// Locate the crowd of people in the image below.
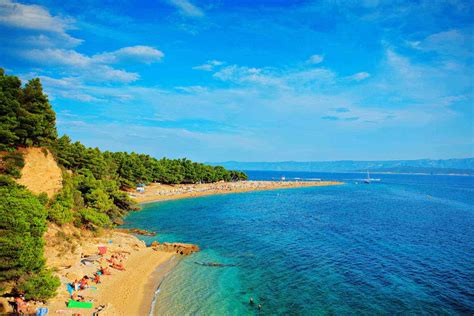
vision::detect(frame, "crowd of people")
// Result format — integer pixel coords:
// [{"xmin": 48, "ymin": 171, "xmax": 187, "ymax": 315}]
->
[
  {"xmin": 12, "ymin": 248, "xmax": 131, "ymax": 315},
  {"xmin": 67, "ymin": 250, "xmax": 129, "ymax": 305}
]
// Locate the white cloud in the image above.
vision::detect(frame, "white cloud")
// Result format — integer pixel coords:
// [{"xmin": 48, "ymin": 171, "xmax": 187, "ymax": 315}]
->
[
  {"xmin": 348, "ymin": 72, "xmax": 371, "ymax": 81},
  {"xmin": 95, "ymin": 67, "xmax": 139, "ymax": 83},
  {"xmin": 21, "ymin": 48, "xmax": 90, "ymax": 66},
  {"xmin": 22, "ymin": 34, "xmax": 54, "ymax": 47},
  {"xmin": 37, "ymin": 75, "xmax": 137, "ymax": 102},
  {"xmin": 285, "ymin": 68, "xmax": 336, "ymax": 85},
  {"xmin": 425, "ymin": 30, "xmax": 472, "ymax": 57},
  {"xmin": 21, "ymin": 48, "xmax": 140, "ymax": 83},
  {"xmin": 409, "ymin": 29, "xmax": 472, "ymax": 57},
  {"xmin": 366, "ymin": 48, "xmax": 472, "ymax": 114},
  {"xmin": 211, "ymin": 63, "xmax": 336, "ymax": 89},
  {"xmin": 93, "ymin": 46, "xmax": 164, "ymax": 64},
  {"xmin": 0, "ymin": 0, "xmax": 81, "ymax": 45},
  {"xmin": 213, "ymin": 65, "xmax": 284, "ymax": 86},
  {"xmin": 168, "ymin": 0, "xmax": 204, "ymax": 17},
  {"xmin": 307, "ymin": 54, "xmax": 324, "ymax": 64},
  {"xmin": 440, "ymin": 95, "xmax": 468, "ymax": 107},
  {"xmin": 19, "ymin": 45, "xmax": 165, "ymax": 82},
  {"xmin": 192, "ymin": 60, "xmax": 224, "ymax": 71},
  {"xmin": 175, "ymin": 85, "xmax": 209, "ymax": 93}
]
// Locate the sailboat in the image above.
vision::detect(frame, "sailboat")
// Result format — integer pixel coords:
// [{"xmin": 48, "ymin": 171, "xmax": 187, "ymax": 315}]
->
[{"xmin": 364, "ymin": 170, "xmax": 380, "ymax": 184}]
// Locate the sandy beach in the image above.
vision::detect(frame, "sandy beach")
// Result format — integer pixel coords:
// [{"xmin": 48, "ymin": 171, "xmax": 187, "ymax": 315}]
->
[
  {"xmin": 36, "ymin": 226, "xmax": 180, "ymax": 316},
  {"xmin": 95, "ymin": 248, "xmax": 176, "ymax": 316},
  {"xmin": 130, "ymin": 180, "xmax": 343, "ymax": 204}
]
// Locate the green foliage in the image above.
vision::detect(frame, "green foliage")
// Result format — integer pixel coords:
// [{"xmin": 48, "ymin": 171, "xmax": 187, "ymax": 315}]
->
[
  {"xmin": 51, "ymin": 136, "xmax": 247, "ymax": 187},
  {"xmin": 76, "ymin": 208, "xmax": 112, "ymax": 228},
  {"xmin": 0, "ymin": 177, "xmax": 58, "ymax": 299},
  {"xmin": 47, "ymin": 173, "xmax": 75, "ymax": 225},
  {"xmin": 47, "ymin": 133, "xmax": 247, "ymax": 228},
  {"xmin": 17, "ymin": 269, "xmax": 60, "ymax": 301},
  {"xmin": 0, "ymin": 69, "xmax": 57, "ymax": 150},
  {"xmin": 37, "ymin": 192, "xmax": 49, "ymax": 206},
  {"xmin": 0, "ymin": 151, "xmax": 25, "ymax": 178},
  {"xmin": 0, "ymin": 174, "xmax": 16, "ymax": 186}
]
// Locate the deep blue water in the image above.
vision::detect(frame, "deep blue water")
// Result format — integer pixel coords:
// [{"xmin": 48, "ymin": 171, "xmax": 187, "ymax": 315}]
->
[{"xmin": 123, "ymin": 171, "xmax": 474, "ymax": 315}]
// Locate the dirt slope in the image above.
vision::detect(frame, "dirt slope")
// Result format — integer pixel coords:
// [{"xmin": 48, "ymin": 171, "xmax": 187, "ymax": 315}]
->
[{"xmin": 16, "ymin": 147, "xmax": 63, "ymax": 198}]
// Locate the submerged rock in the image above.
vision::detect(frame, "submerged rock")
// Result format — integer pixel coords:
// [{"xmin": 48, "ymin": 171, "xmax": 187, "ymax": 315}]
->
[{"xmin": 116, "ymin": 228, "xmax": 157, "ymax": 236}]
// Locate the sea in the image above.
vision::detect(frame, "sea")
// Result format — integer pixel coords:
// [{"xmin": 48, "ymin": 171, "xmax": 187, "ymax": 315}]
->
[{"xmin": 121, "ymin": 171, "xmax": 474, "ymax": 315}]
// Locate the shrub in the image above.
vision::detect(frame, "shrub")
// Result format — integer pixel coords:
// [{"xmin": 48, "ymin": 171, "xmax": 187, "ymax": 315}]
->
[
  {"xmin": 47, "ymin": 172, "xmax": 76, "ymax": 225},
  {"xmin": 17, "ymin": 270, "xmax": 60, "ymax": 301},
  {"xmin": 0, "ymin": 178, "xmax": 58, "ymax": 299},
  {"xmin": 37, "ymin": 192, "xmax": 49, "ymax": 206},
  {"xmin": 77, "ymin": 208, "xmax": 111, "ymax": 228},
  {"xmin": 0, "ymin": 152, "xmax": 25, "ymax": 179},
  {"xmin": 48, "ymin": 201, "xmax": 74, "ymax": 225}
]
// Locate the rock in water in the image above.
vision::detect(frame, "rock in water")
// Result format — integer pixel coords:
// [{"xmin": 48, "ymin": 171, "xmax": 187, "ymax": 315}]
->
[{"xmin": 151, "ymin": 242, "xmax": 199, "ymax": 255}]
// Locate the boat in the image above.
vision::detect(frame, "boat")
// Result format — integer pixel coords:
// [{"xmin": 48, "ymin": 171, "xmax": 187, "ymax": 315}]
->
[{"xmin": 364, "ymin": 170, "xmax": 380, "ymax": 184}]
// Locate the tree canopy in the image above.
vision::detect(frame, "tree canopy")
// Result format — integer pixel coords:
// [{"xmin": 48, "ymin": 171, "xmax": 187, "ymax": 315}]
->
[{"xmin": 0, "ymin": 69, "xmax": 57, "ymax": 150}]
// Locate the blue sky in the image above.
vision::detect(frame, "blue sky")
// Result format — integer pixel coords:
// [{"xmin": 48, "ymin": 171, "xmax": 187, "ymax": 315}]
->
[{"xmin": 0, "ymin": 0, "xmax": 473, "ymax": 161}]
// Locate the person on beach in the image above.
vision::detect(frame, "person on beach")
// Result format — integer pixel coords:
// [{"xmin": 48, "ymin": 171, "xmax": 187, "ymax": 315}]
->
[
  {"xmin": 71, "ymin": 292, "xmax": 85, "ymax": 302},
  {"xmin": 100, "ymin": 266, "xmax": 111, "ymax": 275},
  {"xmin": 92, "ymin": 273, "xmax": 101, "ymax": 284},
  {"xmin": 80, "ymin": 276, "xmax": 89, "ymax": 289},
  {"xmin": 73, "ymin": 279, "xmax": 80, "ymax": 291},
  {"xmin": 111, "ymin": 262, "xmax": 125, "ymax": 271},
  {"xmin": 15, "ymin": 295, "xmax": 26, "ymax": 314}
]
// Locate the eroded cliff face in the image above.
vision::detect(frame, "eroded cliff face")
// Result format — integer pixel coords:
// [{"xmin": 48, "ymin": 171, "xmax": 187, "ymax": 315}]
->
[{"xmin": 16, "ymin": 147, "xmax": 63, "ymax": 198}]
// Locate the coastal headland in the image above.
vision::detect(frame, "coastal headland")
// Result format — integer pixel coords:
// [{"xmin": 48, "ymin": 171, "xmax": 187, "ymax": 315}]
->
[{"xmin": 129, "ymin": 180, "xmax": 344, "ymax": 204}]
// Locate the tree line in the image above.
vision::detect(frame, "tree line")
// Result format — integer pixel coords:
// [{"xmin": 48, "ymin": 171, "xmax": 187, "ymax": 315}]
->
[{"xmin": 51, "ymin": 135, "xmax": 247, "ymax": 187}]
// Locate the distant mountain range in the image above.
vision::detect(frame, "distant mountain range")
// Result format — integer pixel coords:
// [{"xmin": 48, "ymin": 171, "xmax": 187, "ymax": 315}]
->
[{"xmin": 209, "ymin": 158, "xmax": 474, "ymax": 175}]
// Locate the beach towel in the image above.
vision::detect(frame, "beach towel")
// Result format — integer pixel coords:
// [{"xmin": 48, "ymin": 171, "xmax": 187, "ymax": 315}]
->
[
  {"xmin": 67, "ymin": 300, "xmax": 93, "ymax": 309},
  {"xmin": 98, "ymin": 246, "xmax": 107, "ymax": 255},
  {"xmin": 80, "ymin": 254, "xmax": 102, "ymax": 265},
  {"xmin": 66, "ymin": 283, "xmax": 74, "ymax": 296},
  {"xmin": 36, "ymin": 307, "xmax": 48, "ymax": 315},
  {"xmin": 82, "ymin": 254, "xmax": 101, "ymax": 261}
]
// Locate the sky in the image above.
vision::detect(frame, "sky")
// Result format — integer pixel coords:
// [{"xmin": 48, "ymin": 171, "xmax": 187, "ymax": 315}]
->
[{"xmin": 0, "ymin": 0, "xmax": 473, "ymax": 162}]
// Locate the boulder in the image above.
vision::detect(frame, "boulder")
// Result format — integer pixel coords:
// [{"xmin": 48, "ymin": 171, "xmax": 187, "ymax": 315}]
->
[{"xmin": 151, "ymin": 242, "xmax": 199, "ymax": 255}]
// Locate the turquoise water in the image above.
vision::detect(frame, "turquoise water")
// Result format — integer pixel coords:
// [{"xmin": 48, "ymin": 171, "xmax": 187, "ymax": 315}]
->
[{"xmin": 123, "ymin": 172, "xmax": 474, "ymax": 315}]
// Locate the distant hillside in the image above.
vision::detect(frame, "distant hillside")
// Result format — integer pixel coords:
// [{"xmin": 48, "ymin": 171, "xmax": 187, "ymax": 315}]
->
[
  {"xmin": 209, "ymin": 158, "xmax": 474, "ymax": 175},
  {"xmin": 364, "ymin": 166, "xmax": 474, "ymax": 175}
]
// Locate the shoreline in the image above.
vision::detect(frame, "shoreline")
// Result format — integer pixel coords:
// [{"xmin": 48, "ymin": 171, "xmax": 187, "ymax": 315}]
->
[
  {"xmin": 146, "ymin": 256, "xmax": 181, "ymax": 316},
  {"xmin": 41, "ymin": 229, "xmax": 180, "ymax": 316},
  {"xmin": 96, "ymin": 247, "xmax": 176, "ymax": 316},
  {"xmin": 130, "ymin": 180, "xmax": 344, "ymax": 204}
]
